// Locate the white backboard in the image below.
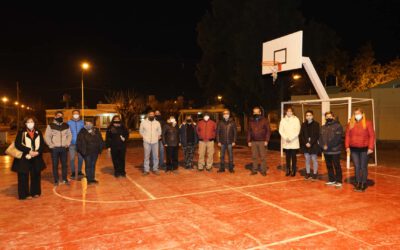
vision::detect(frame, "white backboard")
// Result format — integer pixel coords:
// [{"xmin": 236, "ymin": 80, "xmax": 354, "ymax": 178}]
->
[{"xmin": 262, "ymin": 30, "xmax": 303, "ymax": 75}]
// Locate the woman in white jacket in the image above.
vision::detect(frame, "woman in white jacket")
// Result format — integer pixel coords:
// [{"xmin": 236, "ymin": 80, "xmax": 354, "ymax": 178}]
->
[{"xmin": 279, "ymin": 107, "xmax": 301, "ymax": 176}]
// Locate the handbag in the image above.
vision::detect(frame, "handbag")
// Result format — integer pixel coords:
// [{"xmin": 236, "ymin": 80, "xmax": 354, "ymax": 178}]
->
[{"xmin": 5, "ymin": 142, "xmax": 23, "ymax": 159}]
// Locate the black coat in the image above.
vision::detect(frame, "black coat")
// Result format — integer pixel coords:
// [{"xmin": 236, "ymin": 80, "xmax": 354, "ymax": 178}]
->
[
  {"xmin": 11, "ymin": 129, "xmax": 46, "ymax": 174},
  {"xmin": 105, "ymin": 125, "xmax": 129, "ymax": 149},
  {"xmin": 162, "ymin": 123, "xmax": 180, "ymax": 147},
  {"xmin": 179, "ymin": 123, "xmax": 198, "ymax": 146},
  {"xmin": 217, "ymin": 118, "xmax": 237, "ymax": 145},
  {"xmin": 299, "ymin": 120, "xmax": 320, "ymax": 154},
  {"xmin": 319, "ymin": 120, "xmax": 343, "ymax": 154},
  {"xmin": 76, "ymin": 128, "xmax": 104, "ymax": 157}
]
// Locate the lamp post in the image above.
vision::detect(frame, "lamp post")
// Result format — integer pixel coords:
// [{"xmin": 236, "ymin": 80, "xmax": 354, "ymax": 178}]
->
[
  {"xmin": 2, "ymin": 97, "xmax": 8, "ymax": 118},
  {"xmin": 81, "ymin": 62, "xmax": 90, "ymax": 119}
]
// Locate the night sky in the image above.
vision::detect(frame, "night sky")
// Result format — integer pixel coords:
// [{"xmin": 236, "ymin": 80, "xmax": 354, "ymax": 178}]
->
[{"xmin": 0, "ymin": 1, "xmax": 399, "ymax": 109}]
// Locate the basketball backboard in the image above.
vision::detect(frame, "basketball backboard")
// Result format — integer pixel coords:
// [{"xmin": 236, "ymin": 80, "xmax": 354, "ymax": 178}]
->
[{"xmin": 262, "ymin": 30, "xmax": 303, "ymax": 75}]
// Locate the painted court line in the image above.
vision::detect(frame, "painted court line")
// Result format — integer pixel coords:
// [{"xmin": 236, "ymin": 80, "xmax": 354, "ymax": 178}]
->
[
  {"xmin": 126, "ymin": 175, "xmax": 156, "ymax": 200},
  {"xmin": 244, "ymin": 233, "xmax": 263, "ymax": 246},
  {"xmin": 370, "ymin": 171, "xmax": 400, "ymax": 179}
]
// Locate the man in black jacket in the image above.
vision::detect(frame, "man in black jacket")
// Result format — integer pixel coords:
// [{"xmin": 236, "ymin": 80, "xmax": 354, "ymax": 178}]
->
[
  {"xmin": 106, "ymin": 115, "xmax": 129, "ymax": 178},
  {"xmin": 299, "ymin": 110, "xmax": 320, "ymax": 180},
  {"xmin": 179, "ymin": 115, "xmax": 198, "ymax": 169},
  {"xmin": 162, "ymin": 116, "xmax": 180, "ymax": 173},
  {"xmin": 217, "ymin": 110, "xmax": 237, "ymax": 173},
  {"xmin": 155, "ymin": 110, "xmax": 166, "ymax": 169},
  {"xmin": 319, "ymin": 111, "xmax": 343, "ymax": 188}
]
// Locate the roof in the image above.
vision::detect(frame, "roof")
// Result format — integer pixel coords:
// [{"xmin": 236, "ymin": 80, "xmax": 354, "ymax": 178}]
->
[{"xmin": 373, "ymin": 78, "xmax": 400, "ymax": 89}]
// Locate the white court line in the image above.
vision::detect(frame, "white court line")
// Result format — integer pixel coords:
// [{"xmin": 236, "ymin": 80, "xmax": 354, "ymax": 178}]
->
[
  {"xmin": 244, "ymin": 233, "xmax": 263, "ymax": 247},
  {"xmin": 337, "ymin": 231, "xmax": 375, "ymax": 248},
  {"xmin": 126, "ymin": 175, "xmax": 156, "ymax": 200},
  {"xmin": 370, "ymin": 172, "xmax": 400, "ymax": 179}
]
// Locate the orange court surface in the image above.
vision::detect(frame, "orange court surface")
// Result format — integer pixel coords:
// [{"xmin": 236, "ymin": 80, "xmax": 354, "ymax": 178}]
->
[{"xmin": 1, "ymin": 146, "xmax": 400, "ymax": 249}]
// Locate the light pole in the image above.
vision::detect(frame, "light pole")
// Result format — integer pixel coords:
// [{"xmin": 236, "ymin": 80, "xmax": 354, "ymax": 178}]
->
[
  {"xmin": 81, "ymin": 62, "xmax": 90, "ymax": 119},
  {"xmin": 2, "ymin": 97, "xmax": 8, "ymax": 119}
]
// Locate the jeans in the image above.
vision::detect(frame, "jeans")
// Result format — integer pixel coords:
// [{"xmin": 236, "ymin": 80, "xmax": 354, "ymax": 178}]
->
[
  {"xmin": 144, "ymin": 142, "xmax": 159, "ymax": 172},
  {"xmin": 111, "ymin": 147, "xmax": 126, "ymax": 176},
  {"xmin": 51, "ymin": 147, "xmax": 68, "ymax": 183},
  {"xmin": 84, "ymin": 153, "xmax": 98, "ymax": 181},
  {"xmin": 159, "ymin": 141, "xmax": 165, "ymax": 167},
  {"xmin": 324, "ymin": 154, "xmax": 342, "ymax": 183},
  {"xmin": 251, "ymin": 141, "xmax": 267, "ymax": 173},
  {"xmin": 351, "ymin": 150, "xmax": 369, "ymax": 183},
  {"xmin": 304, "ymin": 153, "xmax": 318, "ymax": 174},
  {"xmin": 220, "ymin": 144, "xmax": 233, "ymax": 169},
  {"xmin": 285, "ymin": 149, "xmax": 298, "ymax": 173},
  {"xmin": 165, "ymin": 146, "xmax": 178, "ymax": 171},
  {"xmin": 17, "ymin": 167, "xmax": 41, "ymax": 199},
  {"xmin": 69, "ymin": 144, "xmax": 83, "ymax": 174}
]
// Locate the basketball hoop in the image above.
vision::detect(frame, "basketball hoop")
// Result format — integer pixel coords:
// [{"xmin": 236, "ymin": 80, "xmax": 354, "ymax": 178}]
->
[{"xmin": 262, "ymin": 61, "xmax": 282, "ymax": 83}]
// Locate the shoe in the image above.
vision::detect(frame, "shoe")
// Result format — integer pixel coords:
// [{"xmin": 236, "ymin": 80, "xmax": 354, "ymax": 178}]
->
[
  {"xmin": 325, "ymin": 181, "xmax": 336, "ymax": 186},
  {"xmin": 304, "ymin": 173, "xmax": 310, "ymax": 180},
  {"xmin": 33, "ymin": 195, "xmax": 40, "ymax": 198},
  {"xmin": 335, "ymin": 182, "xmax": 343, "ymax": 188},
  {"xmin": 285, "ymin": 168, "xmax": 291, "ymax": 176},
  {"xmin": 360, "ymin": 183, "xmax": 366, "ymax": 192},
  {"xmin": 291, "ymin": 172, "xmax": 296, "ymax": 177},
  {"xmin": 153, "ymin": 171, "xmax": 160, "ymax": 175},
  {"xmin": 206, "ymin": 168, "xmax": 212, "ymax": 172},
  {"xmin": 114, "ymin": 173, "xmax": 120, "ymax": 178},
  {"xmin": 217, "ymin": 168, "xmax": 225, "ymax": 173},
  {"xmin": 62, "ymin": 180, "xmax": 69, "ymax": 185},
  {"xmin": 229, "ymin": 169, "xmax": 235, "ymax": 173},
  {"xmin": 78, "ymin": 171, "xmax": 85, "ymax": 177},
  {"xmin": 172, "ymin": 170, "xmax": 179, "ymax": 174},
  {"xmin": 250, "ymin": 171, "xmax": 258, "ymax": 175},
  {"xmin": 353, "ymin": 182, "xmax": 361, "ymax": 191},
  {"xmin": 142, "ymin": 172, "xmax": 150, "ymax": 176},
  {"xmin": 261, "ymin": 171, "xmax": 267, "ymax": 176},
  {"xmin": 70, "ymin": 172, "xmax": 76, "ymax": 179},
  {"xmin": 312, "ymin": 173, "xmax": 318, "ymax": 181},
  {"xmin": 26, "ymin": 196, "xmax": 32, "ymax": 200},
  {"xmin": 54, "ymin": 182, "xmax": 59, "ymax": 187}
]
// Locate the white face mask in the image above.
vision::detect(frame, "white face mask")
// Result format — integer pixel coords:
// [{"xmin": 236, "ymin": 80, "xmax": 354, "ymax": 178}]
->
[
  {"xmin": 355, "ymin": 114, "xmax": 363, "ymax": 121},
  {"xmin": 223, "ymin": 114, "xmax": 229, "ymax": 120},
  {"xmin": 286, "ymin": 112, "xmax": 293, "ymax": 117},
  {"xmin": 204, "ymin": 116, "xmax": 210, "ymax": 121},
  {"xmin": 306, "ymin": 117, "xmax": 313, "ymax": 123},
  {"xmin": 26, "ymin": 122, "xmax": 35, "ymax": 130},
  {"xmin": 170, "ymin": 118, "xmax": 176, "ymax": 124},
  {"xmin": 73, "ymin": 114, "xmax": 80, "ymax": 120}
]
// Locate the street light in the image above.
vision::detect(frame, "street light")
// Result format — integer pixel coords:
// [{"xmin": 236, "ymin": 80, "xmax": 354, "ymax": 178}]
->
[
  {"xmin": 21, "ymin": 104, "xmax": 25, "ymax": 108},
  {"xmin": 81, "ymin": 62, "xmax": 90, "ymax": 119},
  {"xmin": 293, "ymin": 74, "xmax": 302, "ymax": 80},
  {"xmin": 14, "ymin": 101, "xmax": 19, "ymax": 106},
  {"xmin": 2, "ymin": 96, "xmax": 8, "ymax": 117},
  {"xmin": 217, "ymin": 95, "xmax": 222, "ymax": 102}
]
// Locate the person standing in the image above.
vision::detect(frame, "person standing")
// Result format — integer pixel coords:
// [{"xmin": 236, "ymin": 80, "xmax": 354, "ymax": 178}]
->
[
  {"xmin": 345, "ymin": 108, "xmax": 375, "ymax": 192},
  {"xmin": 77, "ymin": 120, "xmax": 104, "ymax": 184},
  {"xmin": 279, "ymin": 107, "xmax": 301, "ymax": 177},
  {"xmin": 196, "ymin": 112, "xmax": 216, "ymax": 171},
  {"xmin": 67, "ymin": 110, "xmax": 84, "ymax": 179},
  {"xmin": 45, "ymin": 111, "xmax": 72, "ymax": 186},
  {"xmin": 11, "ymin": 117, "xmax": 46, "ymax": 200},
  {"xmin": 106, "ymin": 115, "xmax": 129, "ymax": 178},
  {"xmin": 247, "ymin": 107, "xmax": 271, "ymax": 176},
  {"xmin": 299, "ymin": 110, "xmax": 320, "ymax": 180},
  {"xmin": 139, "ymin": 110, "xmax": 162, "ymax": 176},
  {"xmin": 179, "ymin": 115, "xmax": 198, "ymax": 170},
  {"xmin": 320, "ymin": 111, "xmax": 344, "ymax": 188},
  {"xmin": 155, "ymin": 110, "xmax": 166, "ymax": 170},
  {"xmin": 162, "ymin": 116, "xmax": 180, "ymax": 173},
  {"xmin": 217, "ymin": 109, "xmax": 237, "ymax": 173}
]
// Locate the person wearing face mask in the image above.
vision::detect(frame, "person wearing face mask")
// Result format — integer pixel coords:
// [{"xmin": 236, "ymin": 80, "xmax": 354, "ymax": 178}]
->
[
  {"xmin": 279, "ymin": 107, "xmax": 301, "ymax": 177},
  {"xmin": 45, "ymin": 111, "xmax": 72, "ymax": 186},
  {"xmin": 139, "ymin": 110, "xmax": 162, "ymax": 176},
  {"xmin": 247, "ymin": 107, "xmax": 271, "ymax": 176},
  {"xmin": 155, "ymin": 110, "xmax": 166, "ymax": 170},
  {"xmin": 67, "ymin": 110, "xmax": 84, "ymax": 179},
  {"xmin": 299, "ymin": 110, "xmax": 320, "ymax": 180},
  {"xmin": 216, "ymin": 109, "xmax": 237, "ymax": 173},
  {"xmin": 345, "ymin": 108, "xmax": 375, "ymax": 192},
  {"xmin": 196, "ymin": 112, "xmax": 217, "ymax": 171},
  {"xmin": 76, "ymin": 120, "xmax": 104, "ymax": 184},
  {"xmin": 106, "ymin": 115, "xmax": 129, "ymax": 177},
  {"xmin": 319, "ymin": 111, "xmax": 344, "ymax": 188},
  {"xmin": 179, "ymin": 115, "xmax": 198, "ymax": 169},
  {"xmin": 162, "ymin": 116, "xmax": 180, "ymax": 173},
  {"xmin": 11, "ymin": 117, "xmax": 46, "ymax": 200}
]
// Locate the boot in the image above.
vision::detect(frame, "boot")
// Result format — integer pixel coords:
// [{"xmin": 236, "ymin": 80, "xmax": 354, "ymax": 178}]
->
[
  {"xmin": 291, "ymin": 166, "xmax": 297, "ymax": 177},
  {"xmin": 218, "ymin": 163, "xmax": 225, "ymax": 173},
  {"xmin": 285, "ymin": 166, "xmax": 291, "ymax": 176},
  {"xmin": 228, "ymin": 163, "xmax": 234, "ymax": 173},
  {"xmin": 360, "ymin": 183, "xmax": 366, "ymax": 192}
]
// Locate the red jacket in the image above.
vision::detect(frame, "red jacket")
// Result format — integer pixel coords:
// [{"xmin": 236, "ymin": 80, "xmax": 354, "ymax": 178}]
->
[
  {"xmin": 247, "ymin": 117, "xmax": 271, "ymax": 143},
  {"xmin": 196, "ymin": 119, "xmax": 216, "ymax": 142},
  {"xmin": 345, "ymin": 120, "xmax": 375, "ymax": 150}
]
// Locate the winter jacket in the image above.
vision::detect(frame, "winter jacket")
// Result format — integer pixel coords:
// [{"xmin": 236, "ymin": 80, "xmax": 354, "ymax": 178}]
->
[
  {"xmin": 106, "ymin": 125, "xmax": 129, "ymax": 149},
  {"xmin": 319, "ymin": 120, "xmax": 343, "ymax": 155},
  {"xmin": 279, "ymin": 116, "xmax": 301, "ymax": 149},
  {"xmin": 247, "ymin": 117, "xmax": 271, "ymax": 143},
  {"xmin": 299, "ymin": 120, "xmax": 320, "ymax": 154},
  {"xmin": 345, "ymin": 120, "xmax": 375, "ymax": 150},
  {"xmin": 139, "ymin": 118, "xmax": 161, "ymax": 144},
  {"xmin": 179, "ymin": 123, "xmax": 198, "ymax": 146},
  {"xmin": 76, "ymin": 127, "xmax": 104, "ymax": 156},
  {"xmin": 217, "ymin": 118, "xmax": 237, "ymax": 145},
  {"xmin": 156, "ymin": 117, "xmax": 166, "ymax": 141},
  {"xmin": 67, "ymin": 119, "xmax": 84, "ymax": 145},
  {"xmin": 196, "ymin": 119, "xmax": 217, "ymax": 142},
  {"xmin": 44, "ymin": 121, "xmax": 72, "ymax": 148},
  {"xmin": 11, "ymin": 129, "xmax": 46, "ymax": 174},
  {"xmin": 162, "ymin": 123, "xmax": 180, "ymax": 147}
]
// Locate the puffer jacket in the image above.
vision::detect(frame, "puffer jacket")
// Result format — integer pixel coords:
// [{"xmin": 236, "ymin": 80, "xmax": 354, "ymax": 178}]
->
[
  {"xmin": 162, "ymin": 123, "xmax": 180, "ymax": 147},
  {"xmin": 319, "ymin": 120, "xmax": 343, "ymax": 155},
  {"xmin": 67, "ymin": 119, "xmax": 84, "ymax": 145},
  {"xmin": 217, "ymin": 118, "xmax": 237, "ymax": 145},
  {"xmin": 299, "ymin": 120, "xmax": 320, "ymax": 154},
  {"xmin": 196, "ymin": 119, "xmax": 217, "ymax": 142},
  {"xmin": 345, "ymin": 120, "xmax": 375, "ymax": 150},
  {"xmin": 247, "ymin": 117, "xmax": 271, "ymax": 142},
  {"xmin": 45, "ymin": 121, "xmax": 72, "ymax": 148},
  {"xmin": 76, "ymin": 127, "xmax": 104, "ymax": 156},
  {"xmin": 139, "ymin": 118, "xmax": 161, "ymax": 144},
  {"xmin": 179, "ymin": 123, "xmax": 198, "ymax": 146},
  {"xmin": 279, "ymin": 115, "xmax": 301, "ymax": 149}
]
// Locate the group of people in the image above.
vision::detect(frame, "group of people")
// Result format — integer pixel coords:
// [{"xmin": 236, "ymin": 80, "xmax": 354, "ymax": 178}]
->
[
  {"xmin": 279, "ymin": 107, "xmax": 375, "ymax": 192},
  {"xmin": 10, "ymin": 105, "xmax": 375, "ymax": 200},
  {"xmin": 11, "ymin": 110, "xmax": 129, "ymax": 200}
]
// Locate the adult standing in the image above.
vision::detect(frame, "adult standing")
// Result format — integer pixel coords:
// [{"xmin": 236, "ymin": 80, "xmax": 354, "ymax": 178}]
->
[
  {"xmin": 67, "ymin": 109, "xmax": 84, "ymax": 179},
  {"xmin": 299, "ymin": 110, "xmax": 320, "ymax": 180},
  {"xmin": 217, "ymin": 109, "xmax": 237, "ymax": 173},
  {"xmin": 179, "ymin": 115, "xmax": 198, "ymax": 170},
  {"xmin": 196, "ymin": 113, "xmax": 216, "ymax": 171},
  {"xmin": 106, "ymin": 115, "xmax": 129, "ymax": 177}
]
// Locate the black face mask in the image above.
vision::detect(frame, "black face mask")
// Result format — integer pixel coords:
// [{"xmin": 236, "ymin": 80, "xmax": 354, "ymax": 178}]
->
[
  {"xmin": 253, "ymin": 114, "xmax": 260, "ymax": 119},
  {"xmin": 155, "ymin": 115, "xmax": 161, "ymax": 120},
  {"xmin": 148, "ymin": 116, "xmax": 155, "ymax": 121},
  {"xmin": 186, "ymin": 119, "xmax": 192, "ymax": 123},
  {"xmin": 326, "ymin": 118, "xmax": 333, "ymax": 123},
  {"xmin": 55, "ymin": 117, "xmax": 63, "ymax": 123},
  {"xmin": 113, "ymin": 121, "xmax": 121, "ymax": 125}
]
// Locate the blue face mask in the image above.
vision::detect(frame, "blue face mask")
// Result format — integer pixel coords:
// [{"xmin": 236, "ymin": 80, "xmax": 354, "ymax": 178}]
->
[{"xmin": 85, "ymin": 124, "xmax": 93, "ymax": 130}]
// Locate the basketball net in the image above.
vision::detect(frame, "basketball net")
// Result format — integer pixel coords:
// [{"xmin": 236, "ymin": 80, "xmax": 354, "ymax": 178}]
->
[{"xmin": 262, "ymin": 61, "xmax": 282, "ymax": 84}]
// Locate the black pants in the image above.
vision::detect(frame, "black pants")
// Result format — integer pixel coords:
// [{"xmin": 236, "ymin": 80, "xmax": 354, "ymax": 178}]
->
[
  {"xmin": 166, "ymin": 146, "xmax": 178, "ymax": 171},
  {"xmin": 324, "ymin": 154, "xmax": 342, "ymax": 183},
  {"xmin": 51, "ymin": 147, "xmax": 68, "ymax": 183},
  {"xmin": 351, "ymin": 149, "xmax": 369, "ymax": 184},
  {"xmin": 285, "ymin": 149, "xmax": 298, "ymax": 173},
  {"xmin": 17, "ymin": 168, "xmax": 41, "ymax": 199},
  {"xmin": 111, "ymin": 147, "xmax": 126, "ymax": 176}
]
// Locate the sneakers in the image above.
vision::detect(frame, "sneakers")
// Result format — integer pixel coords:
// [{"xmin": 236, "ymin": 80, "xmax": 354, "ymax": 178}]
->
[
  {"xmin": 217, "ymin": 168, "xmax": 225, "ymax": 173},
  {"xmin": 325, "ymin": 181, "xmax": 336, "ymax": 186},
  {"xmin": 335, "ymin": 182, "xmax": 343, "ymax": 188},
  {"xmin": 260, "ymin": 171, "xmax": 267, "ymax": 176},
  {"xmin": 142, "ymin": 171, "xmax": 150, "ymax": 176},
  {"xmin": 62, "ymin": 180, "xmax": 69, "ymax": 185},
  {"xmin": 78, "ymin": 171, "xmax": 85, "ymax": 177},
  {"xmin": 206, "ymin": 168, "xmax": 212, "ymax": 172},
  {"xmin": 229, "ymin": 169, "xmax": 235, "ymax": 173},
  {"xmin": 250, "ymin": 171, "xmax": 258, "ymax": 175},
  {"xmin": 304, "ymin": 173, "xmax": 311, "ymax": 180},
  {"xmin": 153, "ymin": 171, "xmax": 160, "ymax": 176},
  {"xmin": 54, "ymin": 182, "xmax": 59, "ymax": 187},
  {"xmin": 312, "ymin": 173, "xmax": 318, "ymax": 181},
  {"xmin": 70, "ymin": 172, "xmax": 76, "ymax": 179},
  {"xmin": 88, "ymin": 180, "xmax": 99, "ymax": 185}
]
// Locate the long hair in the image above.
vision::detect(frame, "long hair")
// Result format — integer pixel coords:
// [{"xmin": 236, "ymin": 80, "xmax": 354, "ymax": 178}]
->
[
  {"xmin": 108, "ymin": 115, "xmax": 124, "ymax": 129},
  {"xmin": 349, "ymin": 108, "xmax": 366, "ymax": 129}
]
